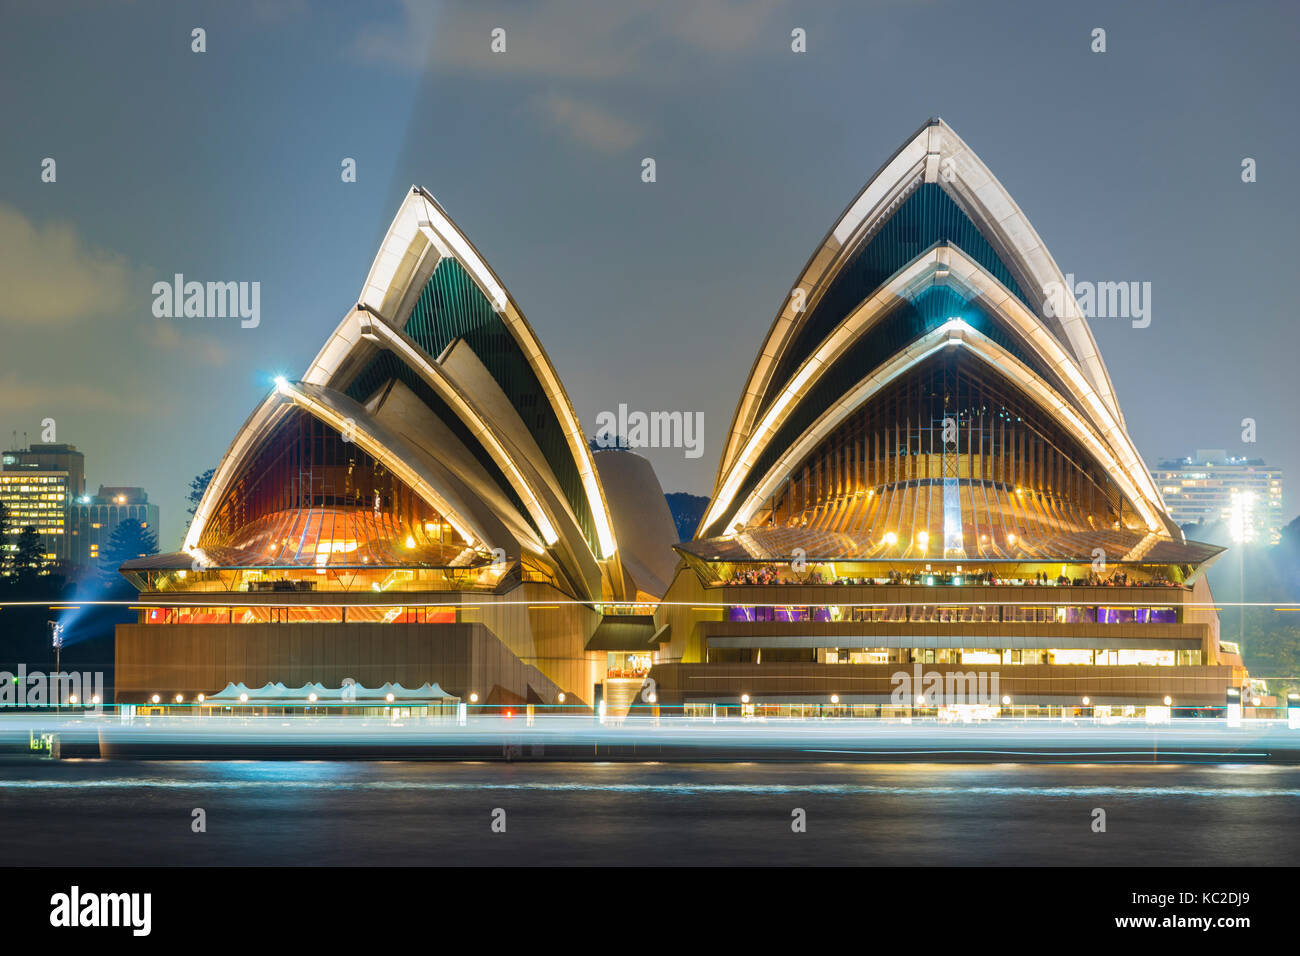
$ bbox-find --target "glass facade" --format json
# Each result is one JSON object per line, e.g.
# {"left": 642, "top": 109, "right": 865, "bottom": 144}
{"left": 723, "top": 350, "right": 1141, "bottom": 547}
{"left": 198, "top": 410, "right": 471, "bottom": 568}
{"left": 726, "top": 603, "right": 1178, "bottom": 624}
{"left": 0, "top": 471, "right": 70, "bottom": 562}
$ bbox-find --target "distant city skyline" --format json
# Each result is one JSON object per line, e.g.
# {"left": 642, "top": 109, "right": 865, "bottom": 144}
{"left": 2, "top": 0, "right": 1297, "bottom": 547}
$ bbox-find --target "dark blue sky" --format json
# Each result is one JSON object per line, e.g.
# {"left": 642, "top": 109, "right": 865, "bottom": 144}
{"left": 2, "top": 0, "right": 1297, "bottom": 546}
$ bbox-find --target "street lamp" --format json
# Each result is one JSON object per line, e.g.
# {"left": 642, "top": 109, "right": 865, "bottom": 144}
{"left": 48, "top": 621, "right": 64, "bottom": 677}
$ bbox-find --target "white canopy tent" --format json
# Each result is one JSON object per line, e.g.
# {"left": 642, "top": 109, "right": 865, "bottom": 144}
{"left": 205, "top": 680, "right": 457, "bottom": 706}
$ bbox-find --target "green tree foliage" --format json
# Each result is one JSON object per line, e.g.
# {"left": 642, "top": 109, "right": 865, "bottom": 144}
{"left": 1243, "top": 607, "right": 1300, "bottom": 697}
{"left": 98, "top": 518, "right": 159, "bottom": 585}
{"left": 187, "top": 467, "right": 216, "bottom": 518}
{"left": 0, "top": 501, "right": 9, "bottom": 575}
{"left": 14, "top": 526, "right": 44, "bottom": 578}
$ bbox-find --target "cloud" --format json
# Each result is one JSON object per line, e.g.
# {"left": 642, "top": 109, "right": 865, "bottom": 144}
{"left": 534, "top": 93, "right": 645, "bottom": 153}
{"left": 0, "top": 370, "right": 156, "bottom": 417}
{"left": 665, "top": 0, "right": 788, "bottom": 55}
{"left": 353, "top": 0, "right": 795, "bottom": 78}
{"left": 249, "top": 0, "right": 309, "bottom": 22}
{"left": 146, "top": 320, "right": 229, "bottom": 366}
{"left": 0, "top": 203, "right": 131, "bottom": 325}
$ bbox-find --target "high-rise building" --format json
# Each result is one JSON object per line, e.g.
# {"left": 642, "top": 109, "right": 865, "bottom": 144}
{"left": 2, "top": 444, "right": 160, "bottom": 573}
{"left": 1150, "top": 451, "right": 1284, "bottom": 544}
{"left": 68, "top": 486, "right": 161, "bottom": 571}
{"left": 0, "top": 469, "right": 71, "bottom": 564}
{"left": 2, "top": 443, "right": 85, "bottom": 498}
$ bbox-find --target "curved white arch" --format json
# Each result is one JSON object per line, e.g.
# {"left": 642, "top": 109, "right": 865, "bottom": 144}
{"left": 183, "top": 383, "right": 526, "bottom": 558}
{"left": 305, "top": 187, "right": 617, "bottom": 560}
{"left": 716, "top": 118, "right": 1124, "bottom": 491}
{"left": 717, "top": 320, "right": 1167, "bottom": 538}
{"left": 338, "top": 307, "right": 563, "bottom": 548}
{"left": 700, "top": 243, "right": 1174, "bottom": 538}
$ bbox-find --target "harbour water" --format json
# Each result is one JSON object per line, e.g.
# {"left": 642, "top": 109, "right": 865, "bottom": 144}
{"left": 3, "top": 759, "right": 1296, "bottom": 866}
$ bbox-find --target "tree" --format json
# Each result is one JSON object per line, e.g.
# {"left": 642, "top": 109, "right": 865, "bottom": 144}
{"left": 187, "top": 467, "right": 216, "bottom": 518}
{"left": 14, "top": 526, "right": 45, "bottom": 579}
{"left": 0, "top": 501, "right": 9, "bottom": 576}
{"left": 588, "top": 433, "right": 630, "bottom": 452}
{"left": 665, "top": 492, "right": 709, "bottom": 542}
{"left": 98, "top": 518, "right": 159, "bottom": 585}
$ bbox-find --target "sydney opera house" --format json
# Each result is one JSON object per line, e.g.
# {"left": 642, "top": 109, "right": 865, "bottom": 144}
{"left": 119, "top": 119, "right": 1244, "bottom": 715}
{"left": 117, "top": 186, "right": 679, "bottom": 709}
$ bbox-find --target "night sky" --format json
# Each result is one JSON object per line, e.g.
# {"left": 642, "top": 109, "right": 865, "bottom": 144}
{"left": 2, "top": 0, "right": 1297, "bottom": 547}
